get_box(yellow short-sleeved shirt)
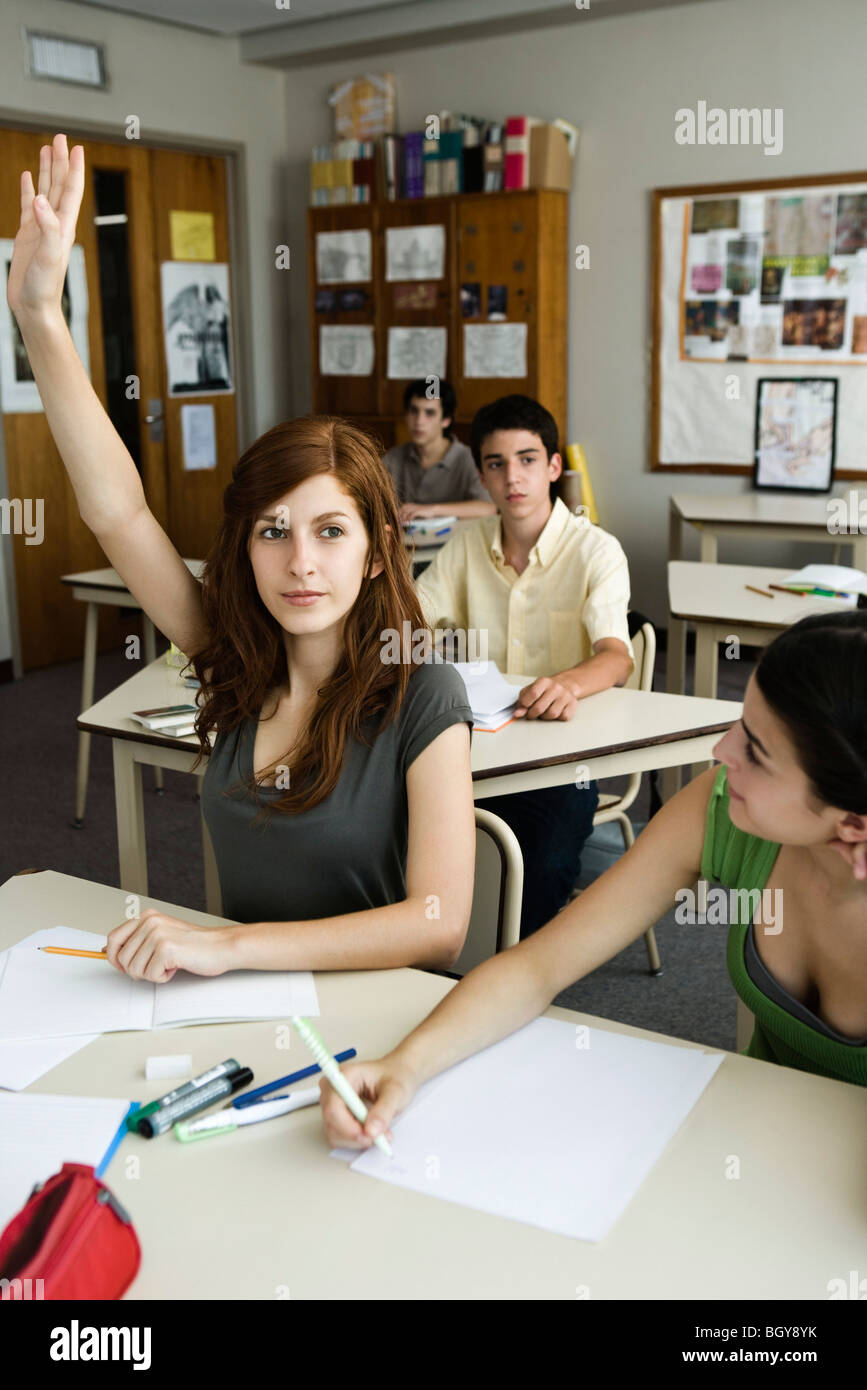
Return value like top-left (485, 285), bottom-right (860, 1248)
top-left (414, 497), bottom-right (633, 676)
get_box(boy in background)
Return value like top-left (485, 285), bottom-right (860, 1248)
top-left (383, 378), bottom-right (496, 522)
top-left (415, 394), bottom-right (633, 938)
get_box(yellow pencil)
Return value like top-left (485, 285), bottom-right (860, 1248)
top-left (745, 584), bottom-right (775, 599)
top-left (39, 946), bottom-right (108, 959)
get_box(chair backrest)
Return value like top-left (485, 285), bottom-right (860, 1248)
top-left (625, 610), bottom-right (656, 693)
top-left (451, 808), bottom-right (524, 977)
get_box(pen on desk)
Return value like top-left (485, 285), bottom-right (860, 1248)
top-left (127, 1059), bottom-right (242, 1131)
top-left (175, 1087), bottom-right (320, 1141)
top-left (290, 1017), bottom-right (393, 1157)
top-left (39, 946), bottom-right (108, 959)
top-left (232, 1048), bottom-right (357, 1108)
top-left (768, 584), bottom-right (803, 596)
top-left (137, 1068), bottom-right (254, 1138)
top-left (745, 584), bottom-right (775, 599)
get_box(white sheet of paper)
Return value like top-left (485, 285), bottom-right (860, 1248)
top-left (0, 926), bottom-right (319, 1041)
top-left (0, 1035), bottom-right (100, 1092)
top-left (0, 1094), bottom-right (130, 1233)
top-left (452, 660), bottom-right (518, 717)
top-left (152, 965), bottom-right (319, 1028)
top-left (781, 563), bottom-right (867, 595)
top-left (319, 324), bottom-right (374, 376)
top-left (463, 323), bottom-right (527, 378)
top-left (180, 403), bottom-right (217, 470)
top-left (0, 929), bottom-right (102, 1088)
top-left (315, 230), bottom-right (372, 283)
top-left (387, 327), bottom-right (447, 380)
top-left (348, 1017), bottom-right (724, 1242)
top-left (385, 224), bottom-right (445, 281)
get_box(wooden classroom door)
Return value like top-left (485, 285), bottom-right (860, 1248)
top-left (0, 129), bottom-right (238, 671)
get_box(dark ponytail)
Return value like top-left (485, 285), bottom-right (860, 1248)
top-left (755, 610), bottom-right (867, 813)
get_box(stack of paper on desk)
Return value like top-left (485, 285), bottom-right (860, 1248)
top-left (0, 927), bottom-right (319, 1047)
top-left (402, 515), bottom-right (457, 534)
top-left (780, 564), bottom-right (866, 602)
top-left (453, 660), bottom-right (519, 730)
top-left (344, 1016), bottom-right (724, 1242)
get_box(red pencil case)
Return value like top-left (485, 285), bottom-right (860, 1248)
top-left (0, 1162), bottom-right (140, 1300)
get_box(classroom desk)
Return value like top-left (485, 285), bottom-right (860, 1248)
top-left (3, 869), bottom-right (864, 1300)
top-left (668, 560), bottom-right (852, 700)
top-left (77, 657), bottom-right (741, 911)
top-left (61, 561), bottom-right (204, 825)
top-left (402, 517), bottom-right (474, 570)
top-left (666, 492), bottom-right (867, 699)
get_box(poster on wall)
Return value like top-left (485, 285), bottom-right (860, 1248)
top-left (385, 225), bottom-right (445, 281)
top-left (682, 185), bottom-right (867, 365)
top-left (386, 326), bottom-right (447, 379)
top-left (320, 325), bottom-right (375, 376)
top-left (161, 261), bottom-right (233, 396)
top-left (315, 230), bottom-right (372, 284)
top-left (0, 242), bottom-right (90, 413)
top-left (180, 403), bottom-right (217, 471)
top-left (753, 378), bottom-right (837, 492)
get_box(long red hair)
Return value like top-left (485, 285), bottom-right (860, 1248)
top-left (188, 416), bottom-right (426, 819)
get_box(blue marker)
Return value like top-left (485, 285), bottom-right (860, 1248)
top-left (232, 1048), bottom-right (357, 1109)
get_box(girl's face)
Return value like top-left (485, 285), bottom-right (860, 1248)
top-left (712, 674), bottom-right (846, 848)
top-left (247, 473), bottom-right (383, 641)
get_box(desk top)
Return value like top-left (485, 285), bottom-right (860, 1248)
top-left (77, 658), bottom-right (742, 773)
top-left (668, 561), bottom-right (852, 628)
top-left (2, 870), bottom-right (864, 1300)
top-left (670, 490), bottom-right (864, 528)
top-left (60, 560), bottom-right (204, 591)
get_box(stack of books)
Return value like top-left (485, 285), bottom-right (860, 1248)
top-left (310, 140), bottom-right (376, 206)
top-left (310, 115), bottom-right (576, 203)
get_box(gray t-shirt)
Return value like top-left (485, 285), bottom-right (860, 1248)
top-left (383, 439), bottom-right (492, 505)
top-left (200, 661), bottom-right (473, 924)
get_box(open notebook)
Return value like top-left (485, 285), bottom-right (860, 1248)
top-left (452, 660), bottom-right (520, 731)
top-left (0, 927), bottom-right (318, 1042)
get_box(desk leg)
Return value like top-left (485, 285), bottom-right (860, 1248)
top-left (200, 774), bottom-right (223, 916)
top-left (141, 617), bottom-right (164, 794)
top-left (691, 626), bottom-right (718, 781)
top-left (113, 739), bottom-right (148, 897)
top-left (73, 602), bottom-right (99, 826)
top-left (662, 505), bottom-right (687, 802)
top-left (699, 529), bottom-right (718, 564)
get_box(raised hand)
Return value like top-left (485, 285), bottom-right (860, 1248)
top-left (6, 133), bottom-right (85, 324)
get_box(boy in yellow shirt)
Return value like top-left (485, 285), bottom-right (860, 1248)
top-left (416, 395), bottom-right (633, 936)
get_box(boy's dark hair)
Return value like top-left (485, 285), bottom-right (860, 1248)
top-left (402, 377), bottom-right (457, 427)
top-left (469, 395), bottom-right (559, 467)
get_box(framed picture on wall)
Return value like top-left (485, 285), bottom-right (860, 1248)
top-left (753, 377), bottom-right (838, 493)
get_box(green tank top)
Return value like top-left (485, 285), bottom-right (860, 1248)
top-left (700, 765), bottom-right (867, 1088)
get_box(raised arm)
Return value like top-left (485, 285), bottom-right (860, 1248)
top-left (7, 134), bottom-right (208, 656)
top-left (319, 764), bottom-right (717, 1148)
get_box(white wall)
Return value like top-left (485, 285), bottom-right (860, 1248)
top-left (279, 0), bottom-right (867, 627)
top-left (0, 0), bottom-right (289, 665)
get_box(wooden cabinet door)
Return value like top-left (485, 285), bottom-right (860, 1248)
top-left (375, 198), bottom-right (455, 417)
top-left (307, 206), bottom-right (376, 418)
top-left (0, 129), bottom-right (240, 671)
top-left (454, 193), bottom-right (539, 420)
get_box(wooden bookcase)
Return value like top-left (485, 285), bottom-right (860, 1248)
top-left (307, 189), bottom-right (568, 450)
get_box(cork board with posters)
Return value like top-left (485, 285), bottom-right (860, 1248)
top-left (651, 171), bottom-right (867, 476)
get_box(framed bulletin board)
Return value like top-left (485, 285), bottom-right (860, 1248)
top-left (651, 171), bottom-right (867, 476)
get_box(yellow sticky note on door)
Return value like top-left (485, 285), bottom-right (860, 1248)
top-left (169, 211), bottom-right (216, 262)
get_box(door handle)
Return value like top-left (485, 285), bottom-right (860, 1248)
top-left (144, 398), bottom-right (164, 442)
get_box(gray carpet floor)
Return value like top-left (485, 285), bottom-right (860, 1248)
top-left (0, 636), bottom-right (753, 1053)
